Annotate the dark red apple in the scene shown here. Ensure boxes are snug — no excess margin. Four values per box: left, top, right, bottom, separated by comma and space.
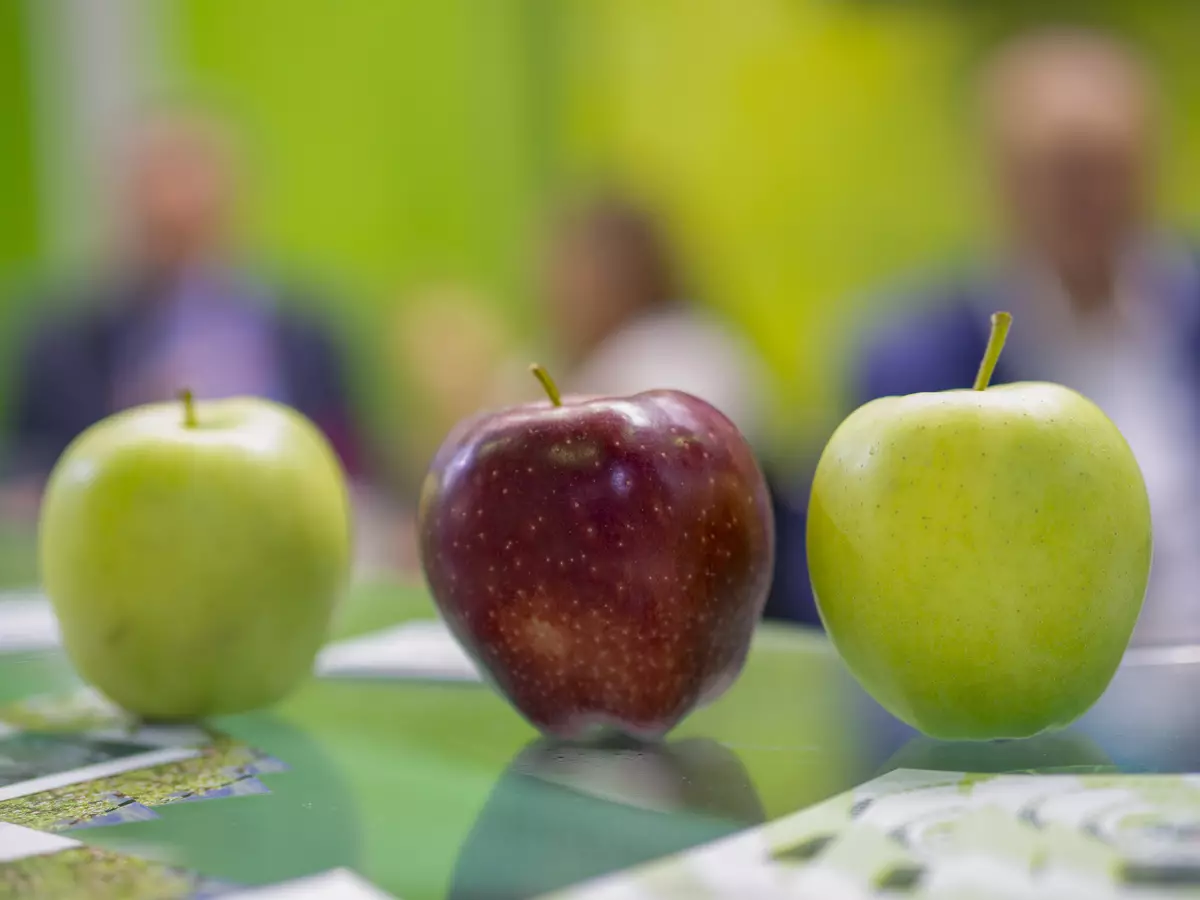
418, 366, 774, 740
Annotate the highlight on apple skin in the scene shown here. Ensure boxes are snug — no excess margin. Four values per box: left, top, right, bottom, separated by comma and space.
418, 365, 775, 742
806, 312, 1152, 741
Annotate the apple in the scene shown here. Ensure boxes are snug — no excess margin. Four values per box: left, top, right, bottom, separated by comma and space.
39, 391, 352, 719
807, 312, 1151, 741
418, 365, 774, 741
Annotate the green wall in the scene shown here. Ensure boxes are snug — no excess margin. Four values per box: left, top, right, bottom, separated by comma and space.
172, 0, 549, 464
0, 0, 43, 430
556, 0, 975, 447
165, 1, 1200, 459
556, 0, 1200, 446
0, 2, 39, 279
175, 1, 544, 303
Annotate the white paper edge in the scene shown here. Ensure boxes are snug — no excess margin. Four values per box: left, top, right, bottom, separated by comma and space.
0, 823, 80, 863
0, 745, 201, 803
223, 867, 398, 899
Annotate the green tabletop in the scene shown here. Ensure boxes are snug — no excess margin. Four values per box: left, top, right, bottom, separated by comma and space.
0, 563, 1197, 897
0, 580, 862, 897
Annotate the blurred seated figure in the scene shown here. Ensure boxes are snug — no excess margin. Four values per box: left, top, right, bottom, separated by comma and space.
541, 195, 771, 448
6, 112, 364, 491
539, 196, 809, 620
389, 283, 530, 489
791, 28, 1200, 640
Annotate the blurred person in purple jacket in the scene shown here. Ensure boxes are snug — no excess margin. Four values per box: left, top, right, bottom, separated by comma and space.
779, 28, 1200, 639
5, 113, 365, 509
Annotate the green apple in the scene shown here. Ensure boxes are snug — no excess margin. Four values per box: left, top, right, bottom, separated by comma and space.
808, 312, 1152, 740
39, 392, 352, 719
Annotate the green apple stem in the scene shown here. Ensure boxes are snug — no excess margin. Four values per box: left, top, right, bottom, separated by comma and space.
529, 363, 563, 407
179, 388, 199, 428
972, 311, 1013, 391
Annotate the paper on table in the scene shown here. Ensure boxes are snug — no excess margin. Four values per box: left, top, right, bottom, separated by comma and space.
0, 593, 60, 653
0, 587, 480, 684
0, 592, 480, 683
0, 744, 203, 804
0, 823, 79, 864
223, 867, 398, 899
551, 768, 1200, 900
315, 620, 481, 683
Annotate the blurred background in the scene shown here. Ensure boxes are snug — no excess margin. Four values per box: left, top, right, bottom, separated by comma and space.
4, 0, 1200, 638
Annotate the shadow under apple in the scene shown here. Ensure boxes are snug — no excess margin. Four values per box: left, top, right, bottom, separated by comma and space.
877, 729, 1116, 778
448, 736, 765, 900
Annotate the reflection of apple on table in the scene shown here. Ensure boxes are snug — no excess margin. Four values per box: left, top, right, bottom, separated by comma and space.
449, 737, 764, 900
878, 731, 1116, 778
808, 312, 1152, 741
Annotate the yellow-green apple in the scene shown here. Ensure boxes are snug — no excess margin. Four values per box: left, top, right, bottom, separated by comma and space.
807, 312, 1152, 740
419, 365, 774, 741
39, 392, 352, 719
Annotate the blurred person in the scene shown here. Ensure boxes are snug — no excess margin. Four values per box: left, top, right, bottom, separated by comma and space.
538, 196, 809, 620
540, 196, 771, 448
787, 28, 1200, 639
382, 284, 532, 576
389, 283, 531, 487
5, 112, 365, 503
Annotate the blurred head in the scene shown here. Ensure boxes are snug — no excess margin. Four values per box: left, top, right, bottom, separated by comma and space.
541, 197, 681, 364
979, 29, 1159, 300
394, 283, 508, 419
119, 113, 240, 273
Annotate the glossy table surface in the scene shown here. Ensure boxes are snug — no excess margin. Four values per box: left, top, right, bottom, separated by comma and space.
1, 538, 1199, 898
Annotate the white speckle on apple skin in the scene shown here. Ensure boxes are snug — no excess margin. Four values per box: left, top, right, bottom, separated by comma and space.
807, 380, 1150, 740
419, 390, 773, 741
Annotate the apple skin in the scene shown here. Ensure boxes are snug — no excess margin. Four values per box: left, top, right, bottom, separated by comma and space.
808, 382, 1151, 741
418, 390, 774, 741
40, 396, 352, 719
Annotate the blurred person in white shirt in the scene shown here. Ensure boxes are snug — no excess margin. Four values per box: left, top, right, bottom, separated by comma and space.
535, 196, 813, 623
538, 195, 771, 450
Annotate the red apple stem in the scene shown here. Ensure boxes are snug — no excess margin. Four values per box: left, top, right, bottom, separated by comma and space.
972, 311, 1012, 391
178, 388, 198, 428
529, 363, 563, 407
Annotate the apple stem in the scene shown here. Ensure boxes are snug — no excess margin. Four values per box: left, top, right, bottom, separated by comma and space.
179, 388, 199, 428
529, 363, 563, 407
972, 311, 1013, 391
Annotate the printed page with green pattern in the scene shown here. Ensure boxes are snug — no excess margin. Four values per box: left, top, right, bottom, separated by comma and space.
549, 768, 1200, 899
0, 688, 397, 898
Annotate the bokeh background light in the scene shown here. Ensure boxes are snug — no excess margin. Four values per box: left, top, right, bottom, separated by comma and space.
5, 1, 1200, 630
5, 2, 1200, 468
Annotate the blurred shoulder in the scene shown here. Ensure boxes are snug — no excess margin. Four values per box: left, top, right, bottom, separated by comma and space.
258, 276, 345, 348
859, 290, 980, 357
851, 270, 995, 402
15, 278, 125, 351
